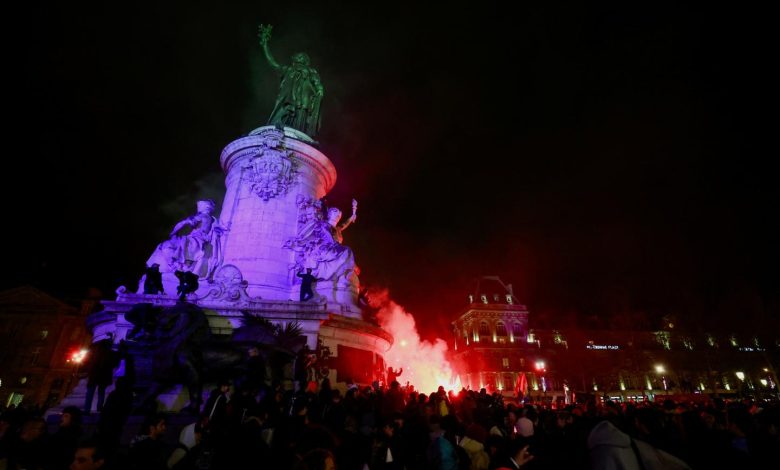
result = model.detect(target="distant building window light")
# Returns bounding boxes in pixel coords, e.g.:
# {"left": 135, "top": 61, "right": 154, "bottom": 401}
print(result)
{"left": 20, "top": 377, "right": 27, "bottom": 384}
{"left": 706, "top": 335, "right": 717, "bottom": 347}
{"left": 40, "top": 330, "right": 48, "bottom": 340}
{"left": 654, "top": 332, "right": 671, "bottom": 350}
{"left": 502, "top": 358, "right": 509, "bottom": 368}
{"left": 553, "top": 331, "right": 564, "bottom": 344}
{"left": 468, "top": 295, "right": 474, "bottom": 304}
{"left": 7, "top": 392, "right": 24, "bottom": 408}
{"left": 506, "top": 295, "right": 513, "bottom": 304}
{"left": 480, "top": 295, "right": 488, "bottom": 304}
{"left": 730, "top": 335, "right": 738, "bottom": 347}
{"left": 527, "top": 333, "right": 535, "bottom": 343}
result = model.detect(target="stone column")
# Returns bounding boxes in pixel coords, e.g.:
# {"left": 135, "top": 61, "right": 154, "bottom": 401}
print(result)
{"left": 218, "top": 126, "right": 338, "bottom": 301}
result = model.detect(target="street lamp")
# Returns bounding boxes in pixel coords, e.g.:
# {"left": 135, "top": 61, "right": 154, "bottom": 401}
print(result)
{"left": 66, "top": 348, "right": 89, "bottom": 391}
{"left": 535, "top": 361, "right": 546, "bottom": 404}
{"left": 655, "top": 364, "right": 668, "bottom": 394}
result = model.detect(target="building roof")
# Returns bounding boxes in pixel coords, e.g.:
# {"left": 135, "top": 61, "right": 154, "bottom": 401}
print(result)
{"left": 469, "top": 276, "right": 521, "bottom": 305}
{"left": 0, "top": 286, "right": 78, "bottom": 314}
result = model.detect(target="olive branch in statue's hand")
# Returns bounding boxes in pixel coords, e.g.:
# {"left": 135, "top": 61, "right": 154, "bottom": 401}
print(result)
{"left": 258, "top": 24, "right": 272, "bottom": 45}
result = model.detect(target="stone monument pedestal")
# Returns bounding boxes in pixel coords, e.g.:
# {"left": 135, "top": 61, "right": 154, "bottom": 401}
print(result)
{"left": 69, "top": 126, "right": 391, "bottom": 413}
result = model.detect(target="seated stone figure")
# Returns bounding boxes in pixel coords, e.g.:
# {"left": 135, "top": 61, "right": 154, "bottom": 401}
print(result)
{"left": 286, "top": 198, "right": 359, "bottom": 290}
{"left": 146, "top": 200, "right": 227, "bottom": 280}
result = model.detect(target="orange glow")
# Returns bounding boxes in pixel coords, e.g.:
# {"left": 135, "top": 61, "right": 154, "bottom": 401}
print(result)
{"left": 373, "top": 289, "right": 458, "bottom": 393}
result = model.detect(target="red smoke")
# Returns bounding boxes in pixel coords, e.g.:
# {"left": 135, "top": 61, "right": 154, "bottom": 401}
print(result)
{"left": 369, "top": 288, "right": 459, "bottom": 394}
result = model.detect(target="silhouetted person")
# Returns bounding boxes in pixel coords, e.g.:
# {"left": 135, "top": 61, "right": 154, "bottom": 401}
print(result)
{"left": 97, "top": 376, "right": 134, "bottom": 450}
{"left": 175, "top": 270, "right": 199, "bottom": 301}
{"left": 84, "top": 335, "right": 119, "bottom": 414}
{"left": 297, "top": 268, "right": 321, "bottom": 301}
{"left": 70, "top": 437, "right": 108, "bottom": 470}
{"left": 50, "top": 406, "right": 83, "bottom": 470}
{"left": 125, "top": 303, "right": 159, "bottom": 341}
{"left": 129, "top": 413, "right": 169, "bottom": 470}
{"left": 143, "top": 263, "right": 164, "bottom": 294}
{"left": 386, "top": 366, "right": 403, "bottom": 385}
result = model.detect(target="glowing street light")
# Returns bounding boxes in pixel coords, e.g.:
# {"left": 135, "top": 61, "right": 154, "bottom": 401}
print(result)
{"left": 654, "top": 364, "right": 668, "bottom": 393}
{"left": 69, "top": 349, "right": 89, "bottom": 364}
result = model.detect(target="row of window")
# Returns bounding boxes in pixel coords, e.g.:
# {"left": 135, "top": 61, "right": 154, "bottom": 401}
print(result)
{"left": 464, "top": 321, "right": 525, "bottom": 338}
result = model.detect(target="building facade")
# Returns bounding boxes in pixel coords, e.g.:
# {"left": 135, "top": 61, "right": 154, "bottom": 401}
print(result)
{"left": 451, "top": 277, "right": 780, "bottom": 405}
{"left": 0, "top": 286, "right": 93, "bottom": 408}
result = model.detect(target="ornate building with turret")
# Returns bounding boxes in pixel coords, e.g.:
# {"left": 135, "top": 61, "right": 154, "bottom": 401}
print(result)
{"left": 451, "top": 277, "right": 532, "bottom": 395}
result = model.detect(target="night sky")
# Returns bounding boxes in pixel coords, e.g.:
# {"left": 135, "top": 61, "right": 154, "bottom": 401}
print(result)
{"left": 5, "top": 2, "right": 777, "bottom": 339}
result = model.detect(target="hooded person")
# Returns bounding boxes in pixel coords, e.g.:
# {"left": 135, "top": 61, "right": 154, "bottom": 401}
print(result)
{"left": 587, "top": 420, "right": 691, "bottom": 470}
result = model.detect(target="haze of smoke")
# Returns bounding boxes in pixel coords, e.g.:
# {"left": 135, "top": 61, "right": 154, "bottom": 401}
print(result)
{"left": 371, "top": 288, "right": 457, "bottom": 394}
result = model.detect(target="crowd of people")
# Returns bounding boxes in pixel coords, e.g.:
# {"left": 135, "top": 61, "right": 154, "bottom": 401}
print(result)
{"left": 1, "top": 378, "right": 778, "bottom": 469}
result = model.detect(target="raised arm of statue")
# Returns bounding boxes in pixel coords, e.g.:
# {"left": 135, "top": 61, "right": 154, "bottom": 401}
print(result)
{"left": 258, "top": 24, "right": 282, "bottom": 72}
{"left": 338, "top": 199, "right": 358, "bottom": 231}
{"left": 170, "top": 216, "right": 194, "bottom": 237}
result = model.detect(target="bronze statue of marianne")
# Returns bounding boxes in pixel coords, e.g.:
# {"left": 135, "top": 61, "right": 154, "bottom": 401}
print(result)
{"left": 258, "top": 24, "right": 324, "bottom": 138}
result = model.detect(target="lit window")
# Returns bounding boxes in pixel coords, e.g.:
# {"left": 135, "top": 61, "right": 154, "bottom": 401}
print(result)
{"left": 468, "top": 295, "right": 474, "bottom": 304}
{"left": 20, "top": 377, "right": 27, "bottom": 384}
{"left": 506, "top": 295, "right": 513, "bottom": 304}
{"left": 504, "top": 374, "right": 513, "bottom": 390}
{"left": 7, "top": 392, "right": 24, "bottom": 407}
{"left": 502, "top": 358, "right": 509, "bottom": 368}
{"left": 480, "top": 295, "right": 488, "bottom": 304}
{"left": 40, "top": 330, "right": 48, "bottom": 340}
{"left": 654, "top": 332, "right": 671, "bottom": 350}
{"left": 496, "top": 322, "right": 507, "bottom": 337}
{"left": 493, "top": 294, "right": 500, "bottom": 302}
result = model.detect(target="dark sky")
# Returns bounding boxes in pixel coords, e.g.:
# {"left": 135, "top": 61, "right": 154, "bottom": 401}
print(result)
{"left": 5, "top": 2, "right": 778, "bottom": 338}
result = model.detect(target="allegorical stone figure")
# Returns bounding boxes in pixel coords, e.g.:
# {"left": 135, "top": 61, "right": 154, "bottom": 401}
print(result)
{"left": 146, "top": 199, "right": 227, "bottom": 280}
{"left": 286, "top": 199, "right": 358, "bottom": 288}
{"left": 258, "top": 24, "right": 324, "bottom": 137}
